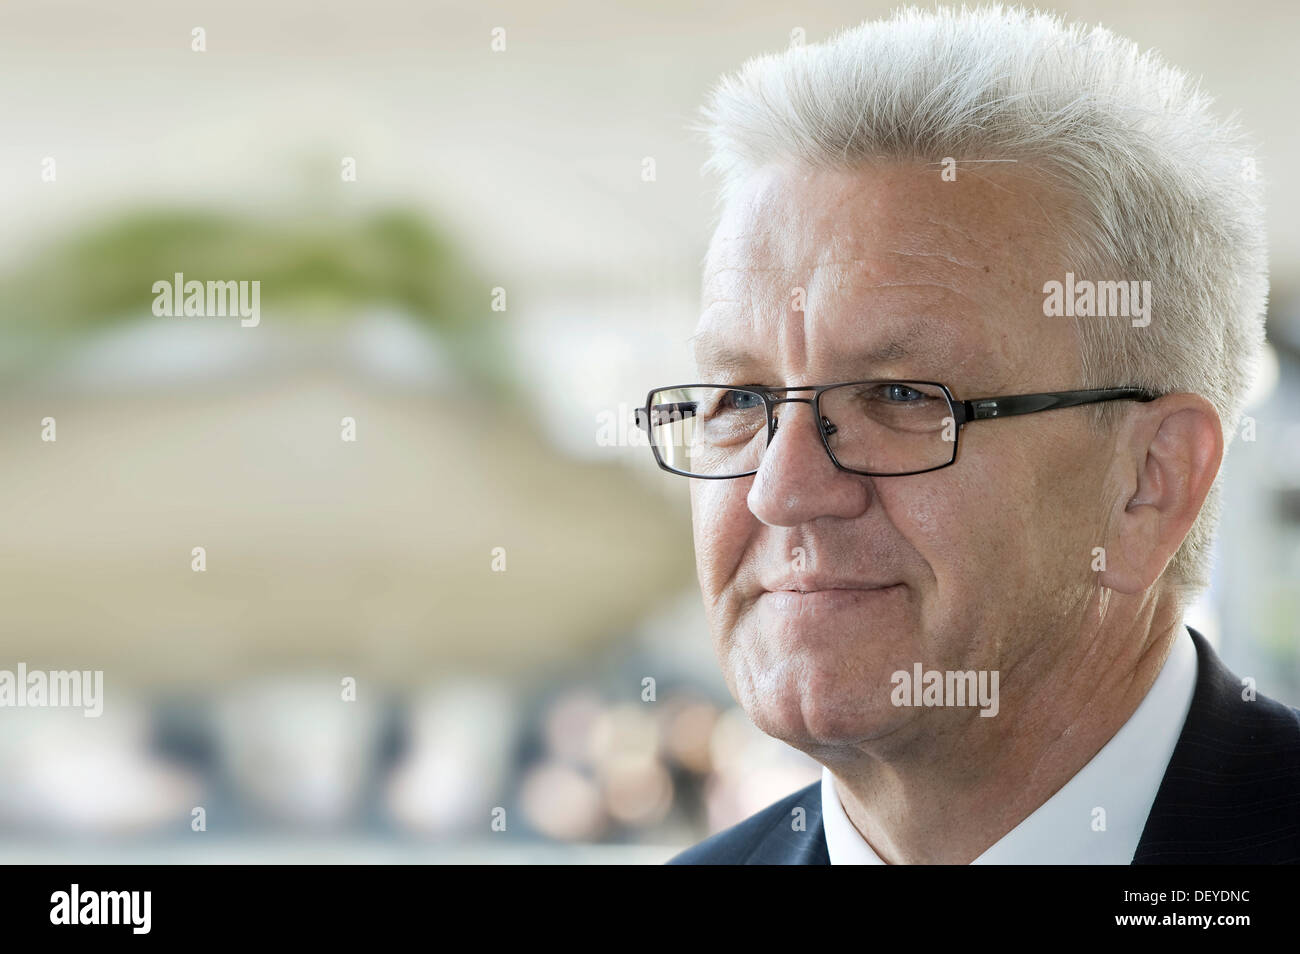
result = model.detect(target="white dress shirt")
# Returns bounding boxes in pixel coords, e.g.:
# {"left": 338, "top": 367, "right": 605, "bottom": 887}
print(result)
{"left": 821, "top": 626, "right": 1199, "bottom": 863}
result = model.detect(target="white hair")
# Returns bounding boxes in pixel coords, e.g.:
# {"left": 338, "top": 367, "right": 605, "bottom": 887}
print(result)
{"left": 694, "top": 3, "right": 1268, "bottom": 597}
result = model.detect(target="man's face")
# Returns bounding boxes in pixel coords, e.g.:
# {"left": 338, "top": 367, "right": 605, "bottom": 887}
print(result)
{"left": 691, "top": 162, "right": 1114, "bottom": 752}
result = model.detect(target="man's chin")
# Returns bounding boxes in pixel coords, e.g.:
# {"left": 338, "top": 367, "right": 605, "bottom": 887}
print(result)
{"left": 718, "top": 625, "right": 925, "bottom": 747}
{"left": 738, "top": 680, "right": 908, "bottom": 750}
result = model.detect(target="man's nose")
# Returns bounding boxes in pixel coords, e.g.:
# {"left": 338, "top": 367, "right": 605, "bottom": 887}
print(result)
{"left": 746, "top": 400, "right": 873, "bottom": 526}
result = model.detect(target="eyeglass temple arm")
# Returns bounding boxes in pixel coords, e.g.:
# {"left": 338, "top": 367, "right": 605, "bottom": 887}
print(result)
{"left": 952, "top": 388, "right": 1160, "bottom": 424}
{"left": 635, "top": 388, "right": 1158, "bottom": 430}
{"left": 634, "top": 401, "right": 699, "bottom": 432}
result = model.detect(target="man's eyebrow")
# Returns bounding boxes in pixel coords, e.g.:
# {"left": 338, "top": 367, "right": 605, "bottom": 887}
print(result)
{"left": 691, "top": 336, "right": 915, "bottom": 373}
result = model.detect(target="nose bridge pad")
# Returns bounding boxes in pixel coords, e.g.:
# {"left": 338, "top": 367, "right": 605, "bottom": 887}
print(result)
{"left": 770, "top": 406, "right": 835, "bottom": 437}
{"left": 769, "top": 400, "right": 836, "bottom": 445}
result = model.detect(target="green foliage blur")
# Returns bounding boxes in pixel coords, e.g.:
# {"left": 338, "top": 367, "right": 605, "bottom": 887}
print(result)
{"left": 0, "top": 204, "right": 516, "bottom": 397}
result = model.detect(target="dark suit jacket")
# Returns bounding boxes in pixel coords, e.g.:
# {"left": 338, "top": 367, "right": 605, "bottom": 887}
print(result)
{"left": 668, "top": 627, "right": 1300, "bottom": 864}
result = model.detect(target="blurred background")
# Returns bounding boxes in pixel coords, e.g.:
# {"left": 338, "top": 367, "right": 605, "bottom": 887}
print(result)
{"left": 0, "top": 0, "right": 1296, "bottom": 863}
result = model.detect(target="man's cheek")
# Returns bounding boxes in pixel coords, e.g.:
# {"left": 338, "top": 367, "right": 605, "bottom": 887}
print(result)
{"left": 891, "top": 485, "right": 1019, "bottom": 592}
{"left": 890, "top": 486, "right": 963, "bottom": 560}
{"left": 897, "top": 495, "right": 943, "bottom": 539}
{"left": 691, "top": 483, "right": 750, "bottom": 590}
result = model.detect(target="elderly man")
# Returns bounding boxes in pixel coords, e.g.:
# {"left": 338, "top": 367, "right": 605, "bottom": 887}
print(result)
{"left": 638, "top": 6, "right": 1300, "bottom": 864}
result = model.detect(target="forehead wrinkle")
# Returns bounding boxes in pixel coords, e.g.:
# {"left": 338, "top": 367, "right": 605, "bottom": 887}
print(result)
{"left": 695, "top": 275, "right": 978, "bottom": 367}
{"left": 699, "top": 214, "right": 1001, "bottom": 377}
{"left": 692, "top": 310, "right": 953, "bottom": 382}
{"left": 884, "top": 249, "right": 985, "bottom": 271}
{"left": 705, "top": 242, "right": 987, "bottom": 291}
{"left": 701, "top": 258, "right": 885, "bottom": 289}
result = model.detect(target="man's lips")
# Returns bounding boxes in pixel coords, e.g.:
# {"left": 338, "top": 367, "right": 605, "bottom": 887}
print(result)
{"left": 757, "top": 583, "right": 905, "bottom": 613}
{"left": 760, "top": 575, "right": 901, "bottom": 593}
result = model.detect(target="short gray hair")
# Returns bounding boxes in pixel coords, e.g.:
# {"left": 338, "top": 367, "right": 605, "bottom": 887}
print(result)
{"left": 694, "top": 3, "right": 1268, "bottom": 597}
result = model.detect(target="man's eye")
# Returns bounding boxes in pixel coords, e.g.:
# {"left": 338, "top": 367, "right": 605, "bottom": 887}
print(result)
{"left": 883, "top": 384, "right": 924, "bottom": 402}
{"left": 722, "top": 389, "right": 764, "bottom": 411}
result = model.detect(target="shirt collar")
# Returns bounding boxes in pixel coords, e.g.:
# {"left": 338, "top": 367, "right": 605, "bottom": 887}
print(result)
{"left": 821, "top": 625, "right": 1199, "bottom": 864}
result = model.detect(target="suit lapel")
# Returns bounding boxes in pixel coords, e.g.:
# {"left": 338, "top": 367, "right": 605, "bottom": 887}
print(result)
{"left": 745, "top": 781, "right": 830, "bottom": 864}
{"left": 1133, "top": 625, "right": 1300, "bottom": 863}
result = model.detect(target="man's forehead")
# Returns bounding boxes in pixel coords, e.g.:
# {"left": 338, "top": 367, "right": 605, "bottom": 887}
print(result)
{"left": 692, "top": 163, "right": 1078, "bottom": 386}
{"left": 692, "top": 329, "right": 920, "bottom": 375}
{"left": 702, "top": 161, "right": 1062, "bottom": 284}
{"left": 695, "top": 257, "right": 982, "bottom": 375}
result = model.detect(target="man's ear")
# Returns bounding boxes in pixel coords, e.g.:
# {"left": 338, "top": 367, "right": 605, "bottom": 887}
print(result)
{"left": 1097, "top": 393, "right": 1224, "bottom": 594}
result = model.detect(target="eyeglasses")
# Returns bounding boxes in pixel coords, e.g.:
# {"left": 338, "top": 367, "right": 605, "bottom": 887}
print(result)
{"left": 633, "top": 380, "right": 1160, "bottom": 479}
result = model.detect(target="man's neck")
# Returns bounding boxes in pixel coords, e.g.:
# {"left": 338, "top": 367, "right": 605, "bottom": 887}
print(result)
{"left": 820, "top": 591, "right": 1185, "bottom": 865}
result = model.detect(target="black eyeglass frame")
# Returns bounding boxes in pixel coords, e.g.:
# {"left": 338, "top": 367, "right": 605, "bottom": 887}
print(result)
{"left": 634, "top": 381, "right": 1161, "bottom": 479}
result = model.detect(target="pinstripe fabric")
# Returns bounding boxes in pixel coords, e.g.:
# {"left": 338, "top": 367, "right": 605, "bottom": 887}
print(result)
{"left": 1132, "top": 628, "right": 1300, "bottom": 863}
{"left": 667, "top": 626, "right": 1300, "bottom": 865}
{"left": 666, "top": 781, "right": 828, "bottom": 865}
